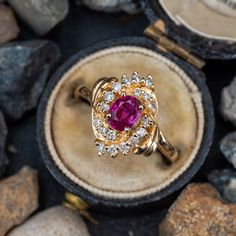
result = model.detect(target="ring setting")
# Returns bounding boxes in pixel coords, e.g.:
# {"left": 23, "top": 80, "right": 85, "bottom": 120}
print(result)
{"left": 75, "top": 72, "right": 178, "bottom": 163}
{"left": 91, "top": 72, "right": 160, "bottom": 158}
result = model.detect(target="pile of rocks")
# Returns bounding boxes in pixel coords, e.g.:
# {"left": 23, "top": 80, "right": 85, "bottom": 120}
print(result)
{"left": 159, "top": 76, "right": 236, "bottom": 235}
{"left": 209, "top": 77, "right": 236, "bottom": 205}
{"left": 0, "top": 167, "right": 90, "bottom": 236}
{"left": 0, "top": 1, "right": 62, "bottom": 201}
{"left": 0, "top": 1, "right": 141, "bottom": 235}
{"left": 0, "top": 1, "right": 95, "bottom": 235}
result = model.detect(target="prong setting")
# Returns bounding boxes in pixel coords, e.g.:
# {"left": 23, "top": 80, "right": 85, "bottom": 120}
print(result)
{"left": 92, "top": 72, "right": 158, "bottom": 157}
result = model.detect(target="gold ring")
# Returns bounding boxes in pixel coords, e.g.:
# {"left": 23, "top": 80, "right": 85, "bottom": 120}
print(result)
{"left": 74, "top": 72, "right": 179, "bottom": 164}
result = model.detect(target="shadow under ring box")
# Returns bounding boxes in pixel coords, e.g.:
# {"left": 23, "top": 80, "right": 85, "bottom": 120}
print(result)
{"left": 36, "top": 0, "right": 236, "bottom": 210}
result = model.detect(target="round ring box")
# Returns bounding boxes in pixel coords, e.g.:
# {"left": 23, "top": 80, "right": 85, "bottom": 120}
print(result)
{"left": 37, "top": 38, "right": 213, "bottom": 210}
{"left": 37, "top": 0, "right": 236, "bottom": 209}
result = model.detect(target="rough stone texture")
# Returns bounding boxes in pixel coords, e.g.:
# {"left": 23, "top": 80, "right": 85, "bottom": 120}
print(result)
{"left": 76, "top": 0, "right": 141, "bottom": 14}
{"left": 159, "top": 183, "right": 236, "bottom": 236}
{"left": 0, "top": 166, "right": 38, "bottom": 236}
{"left": 220, "top": 132, "right": 236, "bottom": 168}
{"left": 0, "top": 4, "right": 20, "bottom": 45}
{"left": 7, "top": 0, "right": 69, "bottom": 35}
{"left": 7, "top": 206, "right": 90, "bottom": 236}
{"left": 208, "top": 169, "right": 236, "bottom": 204}
{"left": 0, "top": 110, "right": 8, "bottom": 177}
{"left": 0, "top": 40, "right": 60, "bottom": 120}
{"left": 220, "top": 77, "right": 236, "bottom": 127}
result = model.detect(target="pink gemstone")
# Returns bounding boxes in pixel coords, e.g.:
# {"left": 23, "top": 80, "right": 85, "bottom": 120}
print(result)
{"left": 108, "top": 95, "right": 142, "bottom": 131}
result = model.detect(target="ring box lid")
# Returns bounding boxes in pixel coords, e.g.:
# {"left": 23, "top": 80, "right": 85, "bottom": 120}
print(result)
{"left": 144, "top": 0, "right": 236, "bottom": 60}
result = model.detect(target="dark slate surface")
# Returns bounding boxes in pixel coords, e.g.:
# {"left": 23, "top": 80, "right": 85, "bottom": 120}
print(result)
{"left": 3, "top": 2, "right": 236, "bottom": 236}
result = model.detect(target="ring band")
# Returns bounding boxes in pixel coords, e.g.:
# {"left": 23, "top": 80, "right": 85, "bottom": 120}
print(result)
{"left": 74, "top": 73, "right": 179, "bottom": 164}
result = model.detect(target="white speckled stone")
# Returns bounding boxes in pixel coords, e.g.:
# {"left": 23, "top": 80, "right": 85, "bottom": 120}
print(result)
{"left": 220, "top": 77, "right": 236, "bottom": 127}
{"left": 7, "top": 206, "right": 90, "bottom": 236}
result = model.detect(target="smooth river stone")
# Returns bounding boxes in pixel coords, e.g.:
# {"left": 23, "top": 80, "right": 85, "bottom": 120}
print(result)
{"left": 7, "top": 206, "right": 90, "bottom": 236}
{"left": 76, "top": 0, "right": 141, "bottom": 14}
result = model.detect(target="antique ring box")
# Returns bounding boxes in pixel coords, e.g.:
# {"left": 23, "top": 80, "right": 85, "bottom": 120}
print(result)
{"left": 37, "top": 0, "right": 236, "bottom": 210}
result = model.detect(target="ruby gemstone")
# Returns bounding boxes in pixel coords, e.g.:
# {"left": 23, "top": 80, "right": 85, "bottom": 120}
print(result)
{"left": 108, "top": 95, "right": 142, "bottom": 131}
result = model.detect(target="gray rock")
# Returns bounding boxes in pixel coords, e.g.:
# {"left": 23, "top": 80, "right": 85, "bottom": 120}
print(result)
{"left": 0, "top": 166, "right": 38, "bottom": 236}
{"left": 208, "top": 169, "right": 236, "bottom": 203}
{"left": 0, "top": 110, "right": 8, "bottom": 177}
{"left": 220, "top": 132, "right": 236, "bottom": 168}
{"left": 0, "top": 40, "right": 60, "bottom": 120}
{"left": 0, "top": 4, "right": 19, "bottom": 45}
{"left": 220, "top": 77, "right": 236, "bottom": 127}
{"left": 7, "top": 0, "right": 69, "bottom": 35}
{"left": 76, "top": 0, "right": 141, "bottom": 14}
{"left": 7, "top": 206, "right": 90, "bottom": 236}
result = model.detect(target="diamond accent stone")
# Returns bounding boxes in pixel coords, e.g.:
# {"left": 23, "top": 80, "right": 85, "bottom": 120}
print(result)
{"left": 131, "top": 72, "right": 141, "bottom": 83}
{"left": 129, "top": 136, "right": 140, "bottom": 146}
{"left": 119, "top": 142, "right": 130, "bottom": 154}
{"left": 107, "top": 145, "right": 118, "bottom": 157}
{"left": 143, "top": 92, "right": 150, "bottom": 100}
{"left": 97, "top": 143, "right": 106, "bottom": 155}
{"left": 137, "top": 127, "right": 147, "bottom": 137}
{"left": 104, "top": 91, "right": 114, "bottom": 102}
{"left": 93, "top": 118, "right": 101, "bottom": 128}
{"left": 99, "top": 102, "right": 109, "bottom": 112}
{"left": 148, "top": 101, "right": 156, "bottom": 110}
{"left": 121, "top": 75, "right": 130, "bottom": 85}
{"left": 145, "top": 75, "right": 153, "bottom": 87}
{"left": 141, "top": 116, "right": 150, "bottom": 127}
{"left": 134, "top": 88, "right": 141, "bottom": 97}
{"left": 112, "top": 82, "right": 121, "bottom": 92}
{"left": 99, "top": 126, "right": 108, "bottom": 136}
{"left": 107, "top": 130, "right": 116, "bottom": 140}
